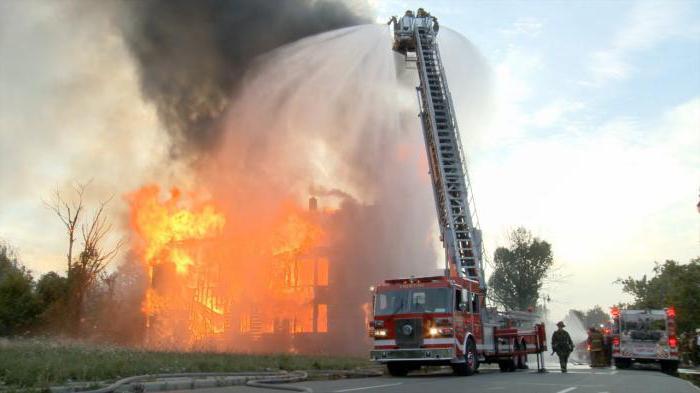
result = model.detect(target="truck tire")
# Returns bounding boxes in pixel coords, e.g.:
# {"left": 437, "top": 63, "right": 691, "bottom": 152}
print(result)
{"left": 386, "top": 363, "right": 409, "bottom": 377}
{"left": 453, "top": 340, "right": 477, "bottom": 376}
{"left": 614, "top": 358, "right": 631, "bottom": 369}
{"left": 660, "top": 360, "right": 679, "bottom": 373}
{"left": 498, "top": 358, "right": 516, "bottom": 372}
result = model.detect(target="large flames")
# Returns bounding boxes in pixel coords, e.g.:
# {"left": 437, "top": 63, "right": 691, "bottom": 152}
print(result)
{"left": 127, "top": 185, "right": 331, "bottom": 351}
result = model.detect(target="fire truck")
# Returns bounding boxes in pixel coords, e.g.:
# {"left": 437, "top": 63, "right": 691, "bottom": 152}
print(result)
{"left": 610, "top": 307, "right": 680, "bottom": 372}
{"left": 370, "top": 9, "right": 547, "bottom": 377}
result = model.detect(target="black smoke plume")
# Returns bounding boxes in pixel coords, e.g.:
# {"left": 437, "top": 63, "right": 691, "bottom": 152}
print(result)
{"left": 119, "top": 0, "right": 369, "bottom": 156}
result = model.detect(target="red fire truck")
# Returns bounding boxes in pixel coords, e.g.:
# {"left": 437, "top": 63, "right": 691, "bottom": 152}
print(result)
{"left": 369, "top": 276, "right": 546, "bottom": 376}
{"left": 610, "top": 307, "right": 680, "bottom": 372}
{"left": 372, "top": 9, "right": 548, "bottom": 376}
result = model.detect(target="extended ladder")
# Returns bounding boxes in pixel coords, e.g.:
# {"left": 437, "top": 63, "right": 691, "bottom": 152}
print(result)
{"left": 411, "top": 21, "right": 484, "bottom": 285}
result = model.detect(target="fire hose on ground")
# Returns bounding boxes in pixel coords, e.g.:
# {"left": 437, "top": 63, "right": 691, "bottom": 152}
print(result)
{"left": 72, "top": 369, "right": 383, "bottom": 393}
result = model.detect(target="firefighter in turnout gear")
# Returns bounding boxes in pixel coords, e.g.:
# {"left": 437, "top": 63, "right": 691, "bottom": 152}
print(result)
{"left": 692, "top": 329, "right": 700, "bottom": 366}
{"left": 552, "top": 321, "right": 574, "bottom": 372}
{"left": 588, "top": 327, "right": 606, "bottom": 367}
{"left": 680, "top": 331, "right": 691, "bottom": 366}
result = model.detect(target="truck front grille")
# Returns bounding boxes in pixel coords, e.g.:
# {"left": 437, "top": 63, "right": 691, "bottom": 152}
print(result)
{"left": 395, "top": 318, "right": 423, "bottom": 348}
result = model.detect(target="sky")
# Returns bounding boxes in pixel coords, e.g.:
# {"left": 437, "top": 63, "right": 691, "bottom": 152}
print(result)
{"left": 1, "top": 0, "right": 699, "bottom": 322}
{"left": 373, "top": 0, "right": 700, "bottom": 319}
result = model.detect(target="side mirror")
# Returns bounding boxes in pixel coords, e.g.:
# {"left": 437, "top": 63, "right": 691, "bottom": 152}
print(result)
{"left": 459, "top": 303, "right": 467, "bottom": 311}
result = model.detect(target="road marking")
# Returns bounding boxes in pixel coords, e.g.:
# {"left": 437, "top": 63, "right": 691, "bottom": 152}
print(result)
{"left": 555, "top": 388, "right": 577, "bottom": 393}
{"left": 333, "top": 383, "right": 403, "bottom": 392}
{"left": 610, "top": 370, "right": 618, "bottom": 375}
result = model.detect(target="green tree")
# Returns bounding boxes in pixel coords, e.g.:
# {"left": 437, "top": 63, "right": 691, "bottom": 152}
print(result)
{"left": 0, "top": 243, "right": 41, "bottom": 336}
{"left": 617, "top": 258, "right": 700, "bottom": 333}
{"left": 36, "top": 272, "right": 68, "bottom": 307}
{"left": 570, "top": 305, "right": 610, "bottom": 329}
{"left": 488, "top": 227, "right": 554, "bottom": 311}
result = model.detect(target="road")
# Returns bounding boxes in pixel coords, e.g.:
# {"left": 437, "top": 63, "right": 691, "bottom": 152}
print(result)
{"left": 168, "top": 364, "right": 700, "bottom": 393}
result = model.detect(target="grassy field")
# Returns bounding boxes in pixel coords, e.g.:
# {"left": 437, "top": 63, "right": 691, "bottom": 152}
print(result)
{"left": 0, "top": 338, "right": 372, "bottom": 390}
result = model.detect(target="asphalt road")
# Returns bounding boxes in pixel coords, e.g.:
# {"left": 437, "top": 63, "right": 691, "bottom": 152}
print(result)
{"left": 168, "top": 364, "right": 700, "bottom": 393}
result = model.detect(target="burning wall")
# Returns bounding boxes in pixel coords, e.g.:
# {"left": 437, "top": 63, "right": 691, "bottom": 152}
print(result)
{"left": 128, "top": 186, "right": 333, "bottom": 352}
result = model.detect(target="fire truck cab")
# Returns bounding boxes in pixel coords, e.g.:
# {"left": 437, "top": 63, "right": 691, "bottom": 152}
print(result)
{"left": 369, "top": 276, "right": 546, "bottom": 376}
{"left": 611, "top": 307, "right": 679, "bottom": 372}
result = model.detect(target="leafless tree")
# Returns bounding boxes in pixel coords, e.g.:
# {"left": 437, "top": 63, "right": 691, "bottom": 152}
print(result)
{"left": 45, "top": 182, "right": 124, "bottom": 334}
{"left": 75, "top": 197, "right": 125, "bottom": 285}
{"left": 45, "top": 182, "right": 88, "bottom": 271}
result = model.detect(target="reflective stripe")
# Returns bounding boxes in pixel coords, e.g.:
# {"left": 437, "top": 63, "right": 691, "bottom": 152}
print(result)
{"left": 374, "top": 339, "right": 396, "bottom": 346}
{"left": 424, "top": 338, "right": 454, "bottom": 345}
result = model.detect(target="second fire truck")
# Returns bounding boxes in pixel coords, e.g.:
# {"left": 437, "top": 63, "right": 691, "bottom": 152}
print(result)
{"left": 370, "top": 9, "right": 547, "bottom": 377}
{"left": 610, "top": 307, "right": 680, "bottom": 372}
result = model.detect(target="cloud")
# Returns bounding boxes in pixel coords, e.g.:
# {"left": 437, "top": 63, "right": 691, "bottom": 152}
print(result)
{"left": 499, "top": 17, "right": 544, "bottom": 38}
{"left": 586, "top": 1, "right": 698, "bottom": 85}
{"left": 474, "top": 97, "right": 700, "bottom": 318}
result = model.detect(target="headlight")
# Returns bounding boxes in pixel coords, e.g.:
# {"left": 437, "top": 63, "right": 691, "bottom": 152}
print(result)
{"left": 427, "top": 327, "right": 453, "bottom": 337}
{"left": 374, "top": 329, "right": 388, "bottom": 338}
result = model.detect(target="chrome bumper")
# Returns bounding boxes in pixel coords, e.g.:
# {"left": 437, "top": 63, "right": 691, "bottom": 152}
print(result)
{"left": 370, "top": 348, "right": 454, "bottom": 362}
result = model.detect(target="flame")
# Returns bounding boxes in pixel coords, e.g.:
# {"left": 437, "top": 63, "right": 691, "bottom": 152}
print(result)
{"left": 127, "top": 184, "right": 329, "bottom": 350}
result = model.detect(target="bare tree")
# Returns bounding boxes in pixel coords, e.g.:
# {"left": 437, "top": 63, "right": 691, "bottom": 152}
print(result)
{"left": 45, "top": 182, "right": 88, "bottom": 271}
{"left": 74, "top": 197, "right": 125, "bottom": 286}
{"left": 45, "top": 182, "right": 124, "bottom": 334}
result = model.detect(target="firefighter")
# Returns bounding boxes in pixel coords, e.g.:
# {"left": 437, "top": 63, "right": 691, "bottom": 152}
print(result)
{"left": 551, "top": 321, "right": 574, "bottom": 372}
{"left": 679, "top": 331, "right": 691, "bottom": 366}
{"left": 588, "top": 327, "right": 606, "bottom": 367}
{"left": 692, "top": 328, "right": 700, "bottom": 366}
{"left": 602, "top": 328, "right": 613, "bottom": 366}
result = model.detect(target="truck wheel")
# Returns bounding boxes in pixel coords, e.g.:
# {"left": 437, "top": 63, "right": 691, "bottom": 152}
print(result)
{"left": 614, "top": 358, "right": 631, "bottom": 369}
{"left": 386, "top": 363, "right": 409, "bottom": 377}
{"left": 661, "top": 360, "right": 679, "bottom": 373}
{"left": 498, "top": 358, "right": 516, "bottom": 372}
{"left": 453, "top": 340, "right": 477, "bottom": 376}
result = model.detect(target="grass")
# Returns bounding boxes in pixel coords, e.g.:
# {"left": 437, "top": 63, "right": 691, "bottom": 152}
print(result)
{"left": 0, "top": 338, "right": 372, "bottom": 390}
{"left": 680, "top": 373, "right": 700, "bottom": 388}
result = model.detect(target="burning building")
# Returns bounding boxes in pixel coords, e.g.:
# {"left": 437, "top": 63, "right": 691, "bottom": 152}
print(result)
{"left": 129, "top": 186, "right": 355, "bottom": 353}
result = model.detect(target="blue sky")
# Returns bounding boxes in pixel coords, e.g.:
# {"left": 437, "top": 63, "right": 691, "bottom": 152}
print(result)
{"left": 370, "top": 0, "right": 700, "bottom": 318}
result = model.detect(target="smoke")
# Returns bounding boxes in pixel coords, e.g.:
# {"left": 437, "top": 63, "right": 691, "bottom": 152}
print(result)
{"left": 0, "top": 0, "right": 492, "bottom": 353}
{"left": 191, "top": 24, "right": 491, "bottom": 354}
{"left": 118, "top": 0, "right": 370, "bottom": 157}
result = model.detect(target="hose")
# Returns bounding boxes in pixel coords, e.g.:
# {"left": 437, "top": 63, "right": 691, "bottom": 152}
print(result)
{"left": 78, "top": 371, "right": 305, "bottom": 393}
{"left": 67, "top": 368, "right": 382, "bottom": 393}
{"left": 246, "top": 371, "right": 311, "bottom": 392}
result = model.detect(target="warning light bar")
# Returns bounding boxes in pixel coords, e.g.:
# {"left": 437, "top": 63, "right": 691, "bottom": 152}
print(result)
{"left": 666, "top": 307, "right": 676, "bottom": 318}
{"left": 611, "top": 306, "right": 620, "bottom": 318}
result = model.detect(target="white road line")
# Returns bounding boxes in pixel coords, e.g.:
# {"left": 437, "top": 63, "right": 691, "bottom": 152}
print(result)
{"left": 333, "top": 383, "right": 403, "bottom": 392}
{"left": 555, "top": 388, "right": 577, "bottom": 393}
{"left": 610, "top": 370, "right": 618, "bottom": 375}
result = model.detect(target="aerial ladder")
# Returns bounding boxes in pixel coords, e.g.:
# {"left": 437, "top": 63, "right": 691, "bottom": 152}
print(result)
{"left": 368, "top": 11, "right": 547, "bottom": 376}
{"left": 389, "top": 9, "right": 484, "bottom": 286}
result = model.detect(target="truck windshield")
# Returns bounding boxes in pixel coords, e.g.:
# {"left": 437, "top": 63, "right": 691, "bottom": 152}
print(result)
{"left": 374, "top": 288, "right": 451, "bottom": 315}
{"left": 622, "top": 316, "right": 666, "bottom": 341}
